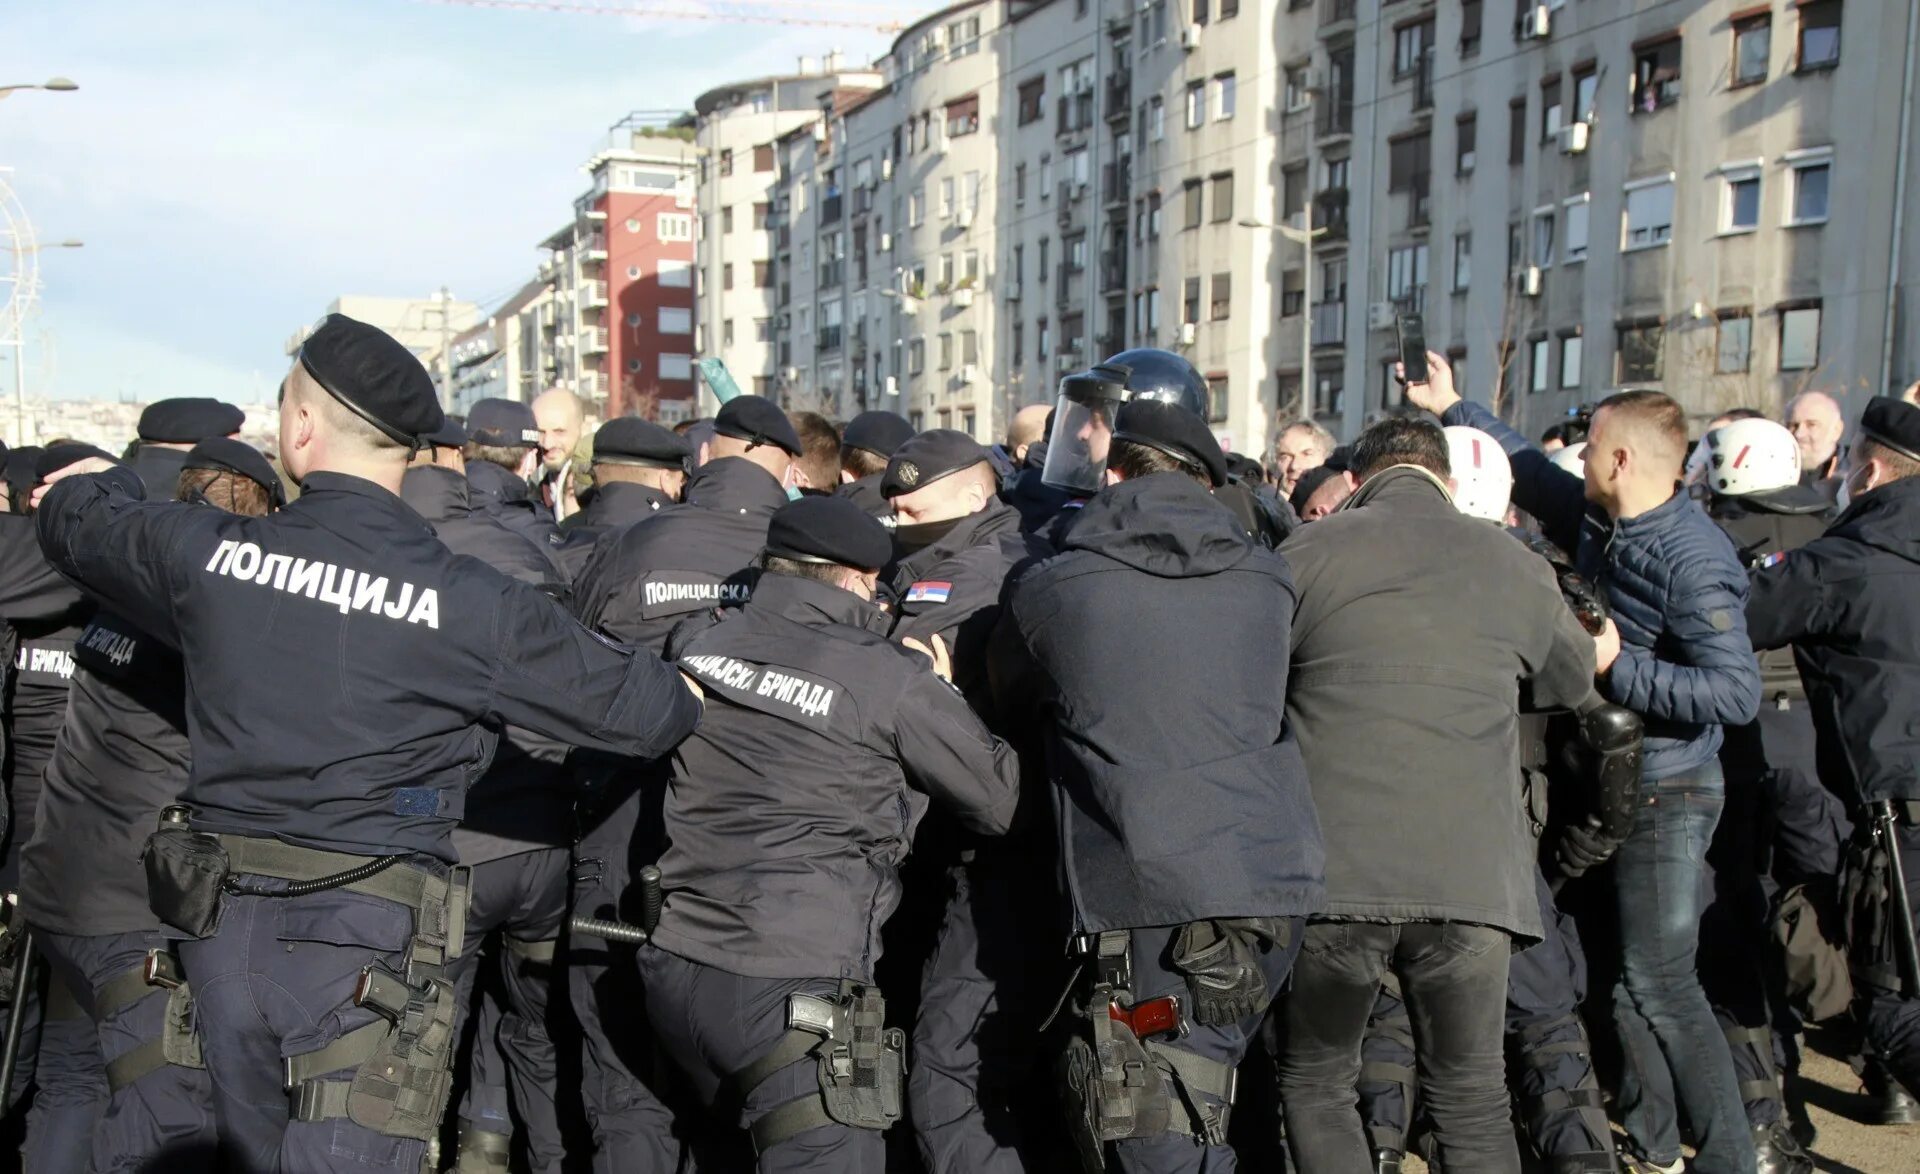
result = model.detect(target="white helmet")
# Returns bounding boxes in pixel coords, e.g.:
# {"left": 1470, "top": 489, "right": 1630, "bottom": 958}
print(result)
{"left": 1550, "top": 441, "right": 1588, "bottom": 478}
{"left": 1443, "top": 426, "right": 1512, "bottom": 522}
{"left": 1697, "top": 417, "right": 1801, "bottom": 497}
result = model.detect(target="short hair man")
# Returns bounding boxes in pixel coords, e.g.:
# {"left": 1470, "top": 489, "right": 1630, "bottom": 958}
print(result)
{"left": 787, "top": 410, "right": 842, "bottom": 494}
{"left": 1272, "top": 419, "right": 1335, "bottom": 495}
{"left": 1785, "top": 390, "right": 1846, "bottom": 495}
{"left": 836, "top": 410, "right": 914, "bottom": 520}
{"left": 532, "top": 388, "right": 585, "bottom": 519}
{"left": 464, "top": 398, "right": 556, "bottom": 546}
{"left": 1006, "top": 404, "right": 1051, "bottom": 466}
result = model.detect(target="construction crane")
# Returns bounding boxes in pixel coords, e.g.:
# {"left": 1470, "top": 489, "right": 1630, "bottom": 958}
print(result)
{"left": 426, "top": 0, "right": 910, "bottom": 33}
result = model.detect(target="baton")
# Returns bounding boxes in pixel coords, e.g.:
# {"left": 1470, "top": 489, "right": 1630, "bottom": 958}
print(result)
{"left": 569, "top": 916, "right": 649, "bottom": 945}
{"left": 0, "top": 928, "right": 35, "bottom": 1108}
{"left": 1876, "top": 800, "right": 1920, "bottom": 999}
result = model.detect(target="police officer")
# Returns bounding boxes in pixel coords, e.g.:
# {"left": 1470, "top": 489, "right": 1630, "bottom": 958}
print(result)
{"left": 566, "top": 393, "right": 798, "bottom": 1172}
{"left": 871, "top": 430, "right": 1054, "bottom": 1172}
{"left": 994, "top": 399, "right": 1323, "bottom": 1173}
{"left": 1693, "top": 417, "right": 1828, "bottom": 1169}
{"left": 125, "top": 398, "right": 247, "bottom": 498}
{"left": 31, "top": 313, "right": 702, "bottom": 1171}
{"left": 465, "top": 397, "right": 559, "bottom": 548}
{"left": 21, "top": 438, "right": 284, "bottom": 1172}
{"left": 1746, "top": 396, "right": 1920, "bottom": 1118}
{"left": 402, "top": 418, "right": 575, "bottom": 1171}
{"left": 643, "top": 494, "right": 1020, "bottom": 1172}
{"left": 835, "top": 410, "right": 914, "bottom": 521}
{"left": 551, "top": 418, "right": 690, "bottom": 580}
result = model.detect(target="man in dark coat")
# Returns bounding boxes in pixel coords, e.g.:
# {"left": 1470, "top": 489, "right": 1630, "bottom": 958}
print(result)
{"left": 465, "top": 398, "right": 559, "bottom": 549}
{"left": 552, "top": 418, "right": 688, "bottom": 580}
{"left": 1275, "top": 415, "right": 1598, "bottom": 1174}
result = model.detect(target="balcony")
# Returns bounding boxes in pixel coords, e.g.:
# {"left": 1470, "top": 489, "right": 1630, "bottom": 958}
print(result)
{"left": 1405, "top": 175, "right": 1431, "bottom": 230}
{"left": 819, "top": 195, "right": 843, "bottom": 225}
{"left": 1057, "top": 90, "right": 1096, "bottom": 137}
{"left": 1101, "top": 160, "right": 1130, "bottom": 208}
{"left": 817, "top": 326, "right": 843, "bottom": 353}
{"left": 1412, "top": 49, "right": 1434, "bottom": 116}
{"left": 581, "top": 279, "right": 609, "bottom": 308}
{"left": 580, "top": 327, "right": 609, "bottom": 355}
{"left": 1315, "top": 189, "right": 1350, "bottom": 241}
{"left": 1311, "top": 301, "right": 1346, "bottom": 348}
{"left": 1320, "top": 0, "right": 1356, "bottom": 36}
{"left": 579, "top": 371, "right": 609, "bottom": 403}
{"left": 818, "top": 261, "right": 844, "bottom": 290}
{"left": 1390, "top": 286, "right": 1428, "bottom": 316}
{"left": 1315, "top": 99, "right": 1354, "bottom": 142}
{"left": 1105, "top": 71, "right": 1132, "bottom": 122}
{"left": 581, "top": 234, "right": 608, "bottom": 263}
{"left": 1100, "top": 249, "right": 1127, "bottom": 294}
{"left": 1056, "top": 264, "right": 1075, "bottom": 310}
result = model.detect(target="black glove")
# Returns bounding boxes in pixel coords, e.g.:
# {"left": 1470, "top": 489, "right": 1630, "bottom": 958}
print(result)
{"left": 1554, "top": 818, "right": 1620, "bottom": 881}
{"left": 1170, "top": 917, "right": 1289, "bottom": 1027}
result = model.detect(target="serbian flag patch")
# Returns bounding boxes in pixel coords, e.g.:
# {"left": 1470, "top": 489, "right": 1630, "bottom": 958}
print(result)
{"left": 905, "top": 581, "right": 953, "bottom": 604}
{"left": 1759, "top": 551, "right": 1789, "bottom": 569}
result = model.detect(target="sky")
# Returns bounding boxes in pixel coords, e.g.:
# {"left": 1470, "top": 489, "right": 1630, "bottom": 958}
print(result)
{"left": 2, "top": 0, "right": 899, "bottom": 403}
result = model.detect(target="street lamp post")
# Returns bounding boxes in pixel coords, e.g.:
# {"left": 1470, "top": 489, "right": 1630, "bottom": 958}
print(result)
{"left": 0, "top": 78, "right": 78, "bottom": 100}
{"left": 1240, "top": 216, "right": 1327, "bottom": 424}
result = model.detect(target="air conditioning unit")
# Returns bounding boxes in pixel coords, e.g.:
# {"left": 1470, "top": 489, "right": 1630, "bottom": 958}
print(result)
{"left": 879, "top": 232, "right": 893, "bottom": 251}
{"left": 811, "top": 120, "right": 828, "bottom": 142}
{"left": 1181, "top": 25, "right": 1202, "bottom": 51}
{"left": 1559, "top": 121, "right": 1590, "bottom": 155}
{"left": 1521, "top": 5, "right": 1550, "bottom": 39}
{"left": 1057, "top": 353, "right": 1080, "bottom": 373}
{"left": 1178, "top": 321, "right": 1197, "bottom": 345}
{"left": 959, "top": 363, "right": 980, "bottom": 383}
{"left": 1521, "top": 265, "right": 1544, "bottom": 297}
{"left": 956, "top": 207, "right": 974, "bottom": 229}
{"left": 1367, "top": 302, "right": 1395, "bottom": 331}
{"left": 782, "top": 366, "right": 800, "bottom": 381}
{"left": 881, "top": 156, "right": 894, "bottom": 180}
{"left": 885, "top": 375, "right": 900, "bottom": 397}
{"left": 953, "top": 287, "right": 976, "bottom": 307}
{"left": 1004, "top": 285, "right": 1022, "bottom": 302}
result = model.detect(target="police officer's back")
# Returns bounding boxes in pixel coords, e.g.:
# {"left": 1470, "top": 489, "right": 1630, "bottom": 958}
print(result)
{"left": 401, "top": 419, "right": 566, "bottom": 597}
{"left": 126, "top": 398, "right": 245, "bottom": 499}
{"left": 835, "top": 409, "right": 913, "bottom": 522}
{"left": 463, "top": 397, "right": 559, "bottom": 549}
{"left": 551, "top": 417, "right": 689, "bottom": 580}
{"left": 642, "top": 496, "right": 1018, "bottom": 1170}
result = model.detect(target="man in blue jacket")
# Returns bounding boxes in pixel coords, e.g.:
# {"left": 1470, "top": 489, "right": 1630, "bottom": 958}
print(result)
{"left": 1409, "top": 357, "right": 1761, "bottom": 1174}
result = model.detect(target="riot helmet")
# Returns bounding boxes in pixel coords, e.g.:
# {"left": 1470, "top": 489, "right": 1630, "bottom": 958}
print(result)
{"left": 1696, "top": 417, "right": 1801, "bottom": 498}
{"left": 1550, "top": 441, "right": 1588, "bottom": 478}
{"left": 1041, "top": 349, "right": 1209, "bottom": 493}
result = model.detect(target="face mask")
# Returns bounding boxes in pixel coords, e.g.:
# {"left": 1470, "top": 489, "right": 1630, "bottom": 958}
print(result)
{"left": 785, "top": 485, "right": 804, "bottom": 501}
{"left": 891, "top": 515, "right": 966, "bottom": 556}
{"left": 1837, "top": 466, "right": 1866, "bottom": 512}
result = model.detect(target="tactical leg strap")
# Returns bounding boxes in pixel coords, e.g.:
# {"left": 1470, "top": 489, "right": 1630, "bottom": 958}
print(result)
{"left": 1724, "top": 1024, "right": 1785, "bottom": 1106}
{"left": 503, "top": 936, "right": 557, "bottom": 964}
{"left": 1516, "top": 1015, "right": 1613, "bottom": 1159}
{"left": 98, "top": 953, "right": 206, "bottom": 1092}
{"left": 285, "top": 1021, "right": 390, "bottom": 1122}
{"left": 1361, "top": 1061, "right": 1417, "bottom": 1086}
{"left": 1146, "top": 1041, "right": 1238, "bottom": 1146}
{"left": 749, "top": 1095, "right": 837, "bottom": 1156}
{"left": 453, "top": 1122, "right": 513, "bottom": 1173}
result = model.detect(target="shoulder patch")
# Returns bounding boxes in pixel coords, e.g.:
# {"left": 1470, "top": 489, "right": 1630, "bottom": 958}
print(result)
{"left": 1709, "top": 608, "right": 1735, "bottom": 632}
{"left": 904, "top": 580, "right": 952, "bottom": 604}
{"left": 1758, "top": 550, "right": 1788, "bottom": 569}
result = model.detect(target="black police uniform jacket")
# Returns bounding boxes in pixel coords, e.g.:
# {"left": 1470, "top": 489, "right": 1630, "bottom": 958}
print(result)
{"left": 1, "top": 514, "right": 91, "bottom": 853}
{"left": 1748, "top": 475, "right": 1920, "bottom": 807}
{"left": 654, "top": 572, "right": 1020, "bottom": 982}
{"left": 23, "top": 609, "right": 186, "bottom": 935}
{"left": 402, "top": 465, "right": 576, "bottom": 865}
{"left": 551, "top": 481, "right": 674, "bottom": 582}
{"left": 572, "top": 457, "right": 788, "bottom": 654}
{"left": 835, "top": 472, "right": 895, "bottom": 522}
{"left": 993, "top": 471, "right": 1326, "bottom": 934}
{"left": 129, "top": 443, "right": 191, "bottom": 501}
{"left": 467, "top": 459, "right": 560, "bottom": 552}
{"left": 35, "top": 467, "right": 702, "bottom": 863}
{"left": 0, "top": 513, "right": 89, "bottom": 793}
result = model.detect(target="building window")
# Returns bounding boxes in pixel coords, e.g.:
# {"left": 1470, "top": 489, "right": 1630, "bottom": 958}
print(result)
{"left": 753, "top": 202, "right": 769, "bottom": 230}
{"left": 1210, "top": 172, "right": 1234, "bottom": 222}
{"left": 1530, "top": 338, "right": 1551, "bottom": 394}
{"left": 754, "top": 260, "right": 771, "bottom": 287}
{"left": 938, "top": 332, "right": 953, "bottom": 371}
{"left": 1797, "top": 1, "right": 1841, "bottom": 72}
{"left": 1146, "top": 287, "right": 1162, "bottom": 333}
{"left": 1533, "top": 208, "right": 1555, "bottom": 267}
{"left": 1213, "top": 72, "right": 1237, "bottom": 121}
{"left": 945, "top": 94, "right": 980, "bottom": 137}
{"left": 627, "top": 264, "right": 642, "bottom": 280}
{"left": 657, "top": 213, "right": 693, "bottom": 242}
{"left": 1147, "top": 191, "right": 1163, "bottom": 238}
{"left": 909, "top": 189, "right": 925, "bottom": 226}
{"left": 1038, "top": 318, "right": 1051, "bottom": 360}
{"left": 722, "top": 263, "right": 735, "bottom": 291}
{"left": 1192, "top": 0, "right": 1208, "bottom": 26}
{"left": 1148, "top": 95, "right": 1165, "bottom": 140}
{"left": 1717, "top": 310, "right": 1752, "bottom": 373}
{"left": 1285, "top": 65, "right": 1312, "bottom": 112}
{"left": 1733, "top": 13, "right": 1771, "bottom": 86}
{"left": 1183, "top": 277, "right": 1202, "bottom": 324}
{"left": 1573, "top": 65, "right": 1598, "bottom": 123}
{"left": 1206, "top": 376, "right": 1228, "bottom": 422}
{"left": 1011, "top": 318, "right": 1025, "bottom": 363}
{"left": 1508, "top": 98, "right": 1526, "bottom": 165}
{"left": 754, "top": 318, "right": 771, "bottom": 342}
{"left": 1219, "top": 0, "right": 1237, "bottom": 18}
{"left": 1281, "top": 268, "right": 1304, "bottom": 316}
{"left": 1779, "top": 302, "right": 1822, "bottom": 370}
{"left": 720, "top": 206, "right": 734, "bottom": 235}
{"left": 1722, "top": 166, "right": 1762, "bottom": 233}
{"left": 1282, "top": 164, "right": 1307, "bottom": 218}
{"left": 1018, "top": 78, "right": 1046, "bottom": 126}
{"left": 625, "top": 217, "right": 641, "bottom": 234}
{"left": 1616, "top": 320, "right": 1664, "bottom": 383}
{"left": 1183, "top": 179, "right": 1203, "bottom": 229}
{"left": 1460, "top": 0, "right": 1482, "bottom": 56}
{"left": 1787, "top": 152, "right": 1832, "bottom": 226}
{"left": 908, "top": 338, "right": 926, "bottom": 374}
{"left": 1186, "top": 81, "right": 1205, "bottom": 129}
{"left": 659, "top": 354, "right": 693, "bottom": 381}
{"left": 1564, "top": 195, "right": 1590, "bottom": 262}
{"left": 1456, "top": 113, "right": 1476, "bottom": 175}
{"left": 1314, "top": 365, "right": 1343, "bottom": 417}
{"left": 1560, "top": 334, "right": 1583, "bottom": 388}
{"left": 1393, "top": 20, "right": 1432, "bottom": 78}
{"left": 1623, "top": 177, "right": 1676, "bottom": 249}
{"left": 718, "top": 149, "right": 733, "bottom": 177}
{"left": 1388, "top": 244, "right": 1429, "bottom": 306}
{"left": 1452, "top": 232, "right": 1471, "bottom": 291}
{"left": 1542, "top": 78, "right": 1562, "bottom": 142}
{"left": 1632, "top": 36, "right": 1683, "bottom": 113}
{"left": 1210, "top": 273, "right": 1231, "bottom": 320}
{"left": 753, "top": 144, "right": 774, "bottom": 172}
{"left": 1040, "top": 154, "right": 1054, "bottom": 196}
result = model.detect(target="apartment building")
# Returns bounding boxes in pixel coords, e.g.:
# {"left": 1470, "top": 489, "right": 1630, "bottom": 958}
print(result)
{"left": 539, "top": 115, "right": 700, "bottom": 422}
{"left": 439, "top": 278, "right": 553, "bottom": 413}
{"left": 701, "top": 0, "right": 1920, "bottom": 453}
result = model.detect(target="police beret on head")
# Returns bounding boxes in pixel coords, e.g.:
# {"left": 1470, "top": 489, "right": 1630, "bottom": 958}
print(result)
{"left": 136, "top": 397, "right": 246, "bottom": 444}
{"left": 34, "top": 443, "right": 119, "bottom": 482}
{"left": 765, "top": 494, "right": 892, "bottom": 571}
{"left": 1224, "top": 452, "right": 1264, "bottom": 483}
{"left": 184, "top": 437, "right": 287, "bottom": 507}
{"left": 842, "top": 410, "right": 915, "bottom": 459}
{"left": 1860, "top": 396, "right": 1920, "bottom": 464}
{"left": 423, "top": 416, "right": 468, "bottom": 449}
{"left": 1112, "top": 400, "right": 1228, "bottom": 488}
{"left": 466, "top": 398, "right": 540, "bottom": 447}
{"left": 713, "top": 395, "right": 804, "bottom": 458}
{"left": 297, "top": 313, "right": 445, "bottom": 445}
{"left": 881, "top": 429, "right": 991, "bottom": 499}
{"left": 594, "top": 417, "right": 690, "bottom": 468}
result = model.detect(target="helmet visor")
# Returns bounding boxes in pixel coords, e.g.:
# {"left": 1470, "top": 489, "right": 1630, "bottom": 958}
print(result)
{"left": 1040, "top": 393, "right": 1120, "bottom": 494}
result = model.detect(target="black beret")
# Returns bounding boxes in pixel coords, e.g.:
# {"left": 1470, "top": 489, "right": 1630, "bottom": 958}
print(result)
{"left": 35, "top": 443, "right": 119, "bottom": 481}
{"left": 137, "top": 398, "right": 246, "bottom": 444}
{"left": 714, "top": 395, "right": 804, "bottom": 458}
{"left": 297, "top": 313, "right": 445, "bottom": 445}
{"left": 1111, "top": 400, "right": 1228, "bottom": 487}
{"left": 594, "top": 418, "right": 690, "bottom": 468}
{"left": 1860, "top": 396, "right": 1920, "bottom": 464}
{"left": 764, "top": 495, "right": 892, "bottom": 571}
{"left": 4, "top": 446, "right": 43, "bottom": 493}
{"left": 842, "top": 410, "right": 915, "bottom": 459}
{"left": 423, "top": 416, "right": 468, "bottom": 449}
{"left": 1289, "top": 465, "right": 1344, "bottom": 516}
{"left": 466, "top": 398, "right": 540, "bottom": 447}
{"left": 184, "top": 437, "right": 287, "bottom": 507}
{"left": 881, "top": 430, "right": 991, "bottom": 499}
{"left": 1324, "top": 445, "right": 1354, "bottom": 473}
{"left": 1224, "top": 452, "right": 1265, "bottom": 482}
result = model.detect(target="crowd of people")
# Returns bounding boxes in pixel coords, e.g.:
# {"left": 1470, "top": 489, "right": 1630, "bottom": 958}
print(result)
{"left": 0, "top": 311, "right": 1915, "bottom": 1174}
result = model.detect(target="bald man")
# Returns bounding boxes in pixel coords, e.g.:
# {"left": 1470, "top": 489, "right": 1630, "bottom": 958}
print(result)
{"left": 533, "top": 389, "right": 586, "bottom": 520}
{"left": 1006, "top": 404, "right": 1051, "bottom": 466}
{"left": 1785, "top": 391, "right": 1845, "bottom": 500}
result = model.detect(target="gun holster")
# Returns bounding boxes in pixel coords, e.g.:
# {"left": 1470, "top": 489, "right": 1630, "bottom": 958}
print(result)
{"left": 341, "top": 962, "right": 459, "bottom": 1143}
{"left": 141, "top": 812, "right": 230, "bottom": 940}
{"left": 1059, "top": 1001, "right": 1173, "bottom": 1173}
{"left": 727, "top": 981, "right": 903, "bottom": 1155}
